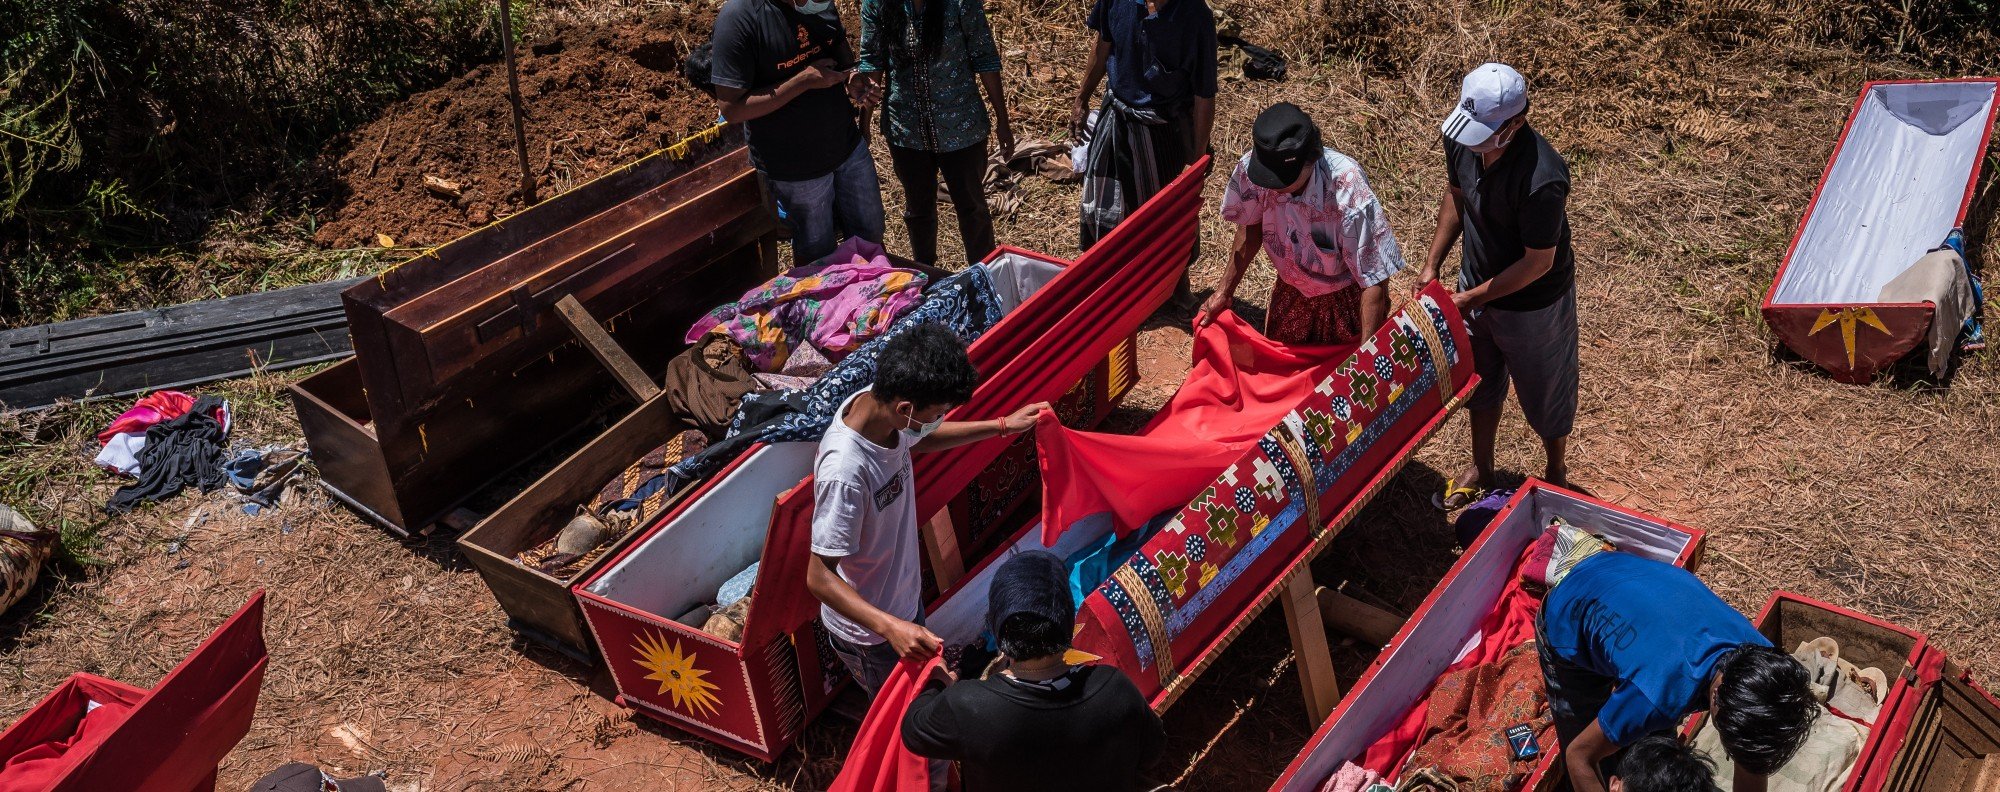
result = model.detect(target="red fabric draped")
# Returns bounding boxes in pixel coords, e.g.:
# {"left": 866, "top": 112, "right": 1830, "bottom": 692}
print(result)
{"left": 1360, "top": 554, "right": 1546, "bottom": 777}
{"left": 0, "top": 693, "right": 133, "bottom": 791}
{"left": 828, "top": 657, "right": 942, "bottom": 792}
{"left": 1035, "top": 310, "right": 1348, "bottom": 545}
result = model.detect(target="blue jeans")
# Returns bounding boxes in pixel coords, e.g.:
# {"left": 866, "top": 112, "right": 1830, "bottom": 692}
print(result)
{"left": 767, "top": 138, "right": 887, "bottom": 266}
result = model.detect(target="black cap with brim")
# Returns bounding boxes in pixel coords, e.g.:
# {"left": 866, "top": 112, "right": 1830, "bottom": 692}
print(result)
{"left": 1248, "top": 102, "right": 1321, "bottom": 189}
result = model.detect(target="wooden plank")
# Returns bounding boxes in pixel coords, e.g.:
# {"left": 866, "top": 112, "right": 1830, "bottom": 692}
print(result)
{"left": 553, "top": 296, "right": 659, "bottom": 403}
{"left": 920, "top": 508, "right": 968, "bottom": 595}
{"left": 1282, "top": 569, "right": 1341, "bottom": 725}
{"left": 1315, "top": 585, "right": 1406, "bottom": 647}
{"left": 0, "top": 277, "right": 362, "bottom": 409}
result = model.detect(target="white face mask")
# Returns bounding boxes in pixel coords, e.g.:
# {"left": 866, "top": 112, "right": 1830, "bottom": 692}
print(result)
{"left": 793, "top": 0, "right": 832, "bottom": 13}
{"left": 901, "top": 411, "right": 945, "bottom": 442}
{"left": 1469, "top": 121, "right": 1519, "bottom": 154}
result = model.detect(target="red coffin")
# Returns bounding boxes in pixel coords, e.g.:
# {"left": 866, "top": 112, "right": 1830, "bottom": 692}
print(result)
{"left": 0, "top": 592, "right": 269, "bottom": 792}
{"left": 907, "top": 283, "right": 1476, "bottom": 716}
{"left": 1682, "top": 592, "right": 2000, "bottom": 791}
{"left": 570, "top": 159, "right": 1209, "bottom": 761}
{"left": 1271, "top": 483, "right": 1707, "bottom": 792}
{"left": 1762, "top": 78, "right": 2000, "bottom": 383}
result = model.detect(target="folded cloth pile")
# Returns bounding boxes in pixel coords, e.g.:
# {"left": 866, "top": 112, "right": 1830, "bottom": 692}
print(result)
{"left": 1520, "top": 517, "right": 1612, "bottom": 589}
{"left": 669, "top": 263, "right": 1004, "bottom": 486}
{"left": 686, "top": 237, "right": 926, "bottom": 372}
{"left": 93, "top": 390, "right": 201, "bottom": 476}
{"left": 105, "top": 395, "right": 231, "bottom": 514}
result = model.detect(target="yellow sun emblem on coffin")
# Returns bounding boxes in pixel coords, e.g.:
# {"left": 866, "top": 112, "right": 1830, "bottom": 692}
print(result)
{"left": 634, "top": 631, "right": 722, "bottom": 717}
{"left": 1808, "top": 307, "right": 1891, "bottom": 370}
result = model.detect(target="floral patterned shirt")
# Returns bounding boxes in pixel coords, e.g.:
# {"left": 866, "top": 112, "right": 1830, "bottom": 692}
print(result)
{"left": 1221, "top": 149, "right": 1407, "bottom": 297}
{"left": 859, "top": 0, "right": 1003, "bottom": 153}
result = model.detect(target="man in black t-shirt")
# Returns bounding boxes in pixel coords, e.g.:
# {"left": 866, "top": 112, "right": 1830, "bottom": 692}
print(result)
{"left": 711, "top": 0, "right": 886, "bottom": 265}
{"left": 902, "top": 551, "right": 1165, "bottom": 792}
{"left": 1418, "top": 63, "right": 1580, "bottom": 507}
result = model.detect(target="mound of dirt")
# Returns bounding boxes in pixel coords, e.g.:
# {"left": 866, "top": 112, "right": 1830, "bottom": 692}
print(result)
{"left": 314, "top": 7, "right": 718, "bottom": 249}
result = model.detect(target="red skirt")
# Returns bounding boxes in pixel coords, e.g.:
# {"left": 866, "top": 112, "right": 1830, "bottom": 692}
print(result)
{"left": 1265, "top": 278, "right": 1363, "bottom": 346}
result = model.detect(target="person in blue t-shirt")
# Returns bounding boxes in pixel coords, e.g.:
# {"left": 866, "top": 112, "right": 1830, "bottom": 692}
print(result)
{"left": 1538, "top": 552, "right": 1816, "bottom": 792}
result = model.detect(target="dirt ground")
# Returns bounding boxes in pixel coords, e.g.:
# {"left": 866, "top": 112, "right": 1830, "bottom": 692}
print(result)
{"left": 311, "top": 6, "right": 720, "bottom": 249}
{"left": 4, "top": 0, "right": 2000, "bottom": 789}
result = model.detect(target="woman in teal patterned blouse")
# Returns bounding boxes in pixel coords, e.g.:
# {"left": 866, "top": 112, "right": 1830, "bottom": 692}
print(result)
{"left": 859, "top": 0, "right": 1013, "bottom": 266}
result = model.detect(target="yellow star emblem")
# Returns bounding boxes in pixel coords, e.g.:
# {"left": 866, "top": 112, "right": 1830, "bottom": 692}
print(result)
{"left": 634, "top": 631, "right": 722, "bottom": 717}
{"left": 1807, "top": 307, "right": 1891, "bottom": 370}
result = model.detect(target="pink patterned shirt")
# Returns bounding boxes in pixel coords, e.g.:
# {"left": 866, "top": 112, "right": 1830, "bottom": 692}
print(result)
{"left": 1220, "top": 149, "right": 1406, "bottom": 297}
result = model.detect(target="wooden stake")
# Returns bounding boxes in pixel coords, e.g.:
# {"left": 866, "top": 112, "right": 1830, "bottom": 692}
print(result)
{"left": 1281, "top": 567, "right": 1341, "bottom": 725}
{"left": 553, "top": 296, "right": 658, "bottom": 403}
{"left": 497, "top": 0, "right": 538, "bottom": 205}
{"left": 919, "top": 508, "right": 967, "bottom": 594}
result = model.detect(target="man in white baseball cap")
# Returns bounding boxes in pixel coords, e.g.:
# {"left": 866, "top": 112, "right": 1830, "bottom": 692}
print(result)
{"left": 1419, "top": 62, "right": 1580, "bottom": 510}
{"left": 1440, "top": 62, "right": 1529, "bottom": 150}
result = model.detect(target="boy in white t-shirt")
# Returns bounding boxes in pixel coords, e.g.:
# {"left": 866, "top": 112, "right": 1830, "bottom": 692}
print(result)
{"left": 807, "top": 322, "right": 1049, "bottom": 696}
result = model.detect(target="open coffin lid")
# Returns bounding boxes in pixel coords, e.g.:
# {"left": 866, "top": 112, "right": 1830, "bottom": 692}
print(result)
{"left": 295, "top": 125, "right": 778, "bottom": 534}
{"left": 568, "top": 158, "right": 1208, "bottom": 760}
{"left": 1270, "top": 483, "right": 1705, "bottom": 792}
{"left": 910, "top": 283, "right": 1476, "bottom": 710}
{"left": 0, "top": 592, "right": 269, "bottom": 792}
{"left": 1685, "top": 592, "right": 2000, "bottom": 791}
{"left": 1762, "top": 78, "right": 2000, "bottom": 383}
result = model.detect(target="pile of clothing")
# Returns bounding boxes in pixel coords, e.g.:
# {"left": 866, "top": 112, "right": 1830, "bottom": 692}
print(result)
{"left": 686, "top": 237, "right": 927, "bottom": 373}
{"left": 1694, "top": 636, "right": 1888, "bottom": 792}
{"left": 515, "top": 430, "right": 709, "bottom": 579}
{"left": 94, "top": 392, "right": 233, "bottom": 514}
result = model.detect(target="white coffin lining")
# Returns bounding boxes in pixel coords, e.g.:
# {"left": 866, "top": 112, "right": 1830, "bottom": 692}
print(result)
{"left": 1772, "top": 81, "right": 1996, "bottom": 305}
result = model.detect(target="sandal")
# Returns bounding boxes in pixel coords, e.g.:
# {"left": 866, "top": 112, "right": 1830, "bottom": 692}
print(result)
{"left": 1432, "top": 478, "right": 1485, "bottom": 511}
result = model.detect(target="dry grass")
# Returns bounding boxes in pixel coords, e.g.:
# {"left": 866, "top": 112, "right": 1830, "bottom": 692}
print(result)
{"left": 3, "top": 0, "right": 1999, "bottom": 788}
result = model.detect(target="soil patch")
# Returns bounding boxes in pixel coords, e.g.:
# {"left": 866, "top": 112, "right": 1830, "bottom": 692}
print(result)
{"left": 313, "top": 6, "right": 719, "bottom": 249}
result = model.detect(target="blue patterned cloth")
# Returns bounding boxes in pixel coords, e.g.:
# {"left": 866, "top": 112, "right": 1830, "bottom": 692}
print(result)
{"left": 667, "top": 264, "right": 1005, "bottom": 484}
{"left": 859, "top": 0, "right": 1003, "bottom": 153}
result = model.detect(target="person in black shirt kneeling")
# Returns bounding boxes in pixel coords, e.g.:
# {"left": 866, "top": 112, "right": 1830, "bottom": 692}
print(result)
{"left": 902, "top": 550, "right": 1166, "bottom": 792}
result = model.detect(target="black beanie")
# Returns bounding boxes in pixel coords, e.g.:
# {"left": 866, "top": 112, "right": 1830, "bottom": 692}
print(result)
{"left": 985, "top": 550, "right": 1075, "bottom": 640}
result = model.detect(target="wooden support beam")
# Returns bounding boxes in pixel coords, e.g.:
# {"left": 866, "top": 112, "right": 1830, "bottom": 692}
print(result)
{"left": 553, "top": 295, "right": 659, "bottom": 403}
{"left": 1281, "top": 568, "right": 1341, "bottom": 725}
{"left": 1317, "top": 585, "right": 1407, "bottom": 647}
{"left": 920, "top": 508, "right": 967, "bottom": 594}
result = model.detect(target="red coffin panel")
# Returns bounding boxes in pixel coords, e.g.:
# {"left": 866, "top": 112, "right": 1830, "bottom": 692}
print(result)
{"left": 0, "top": 592, "right": 268, "bottom": 792}
{"left": 1764, "top": 303, "right": 1933, "bottom": 384}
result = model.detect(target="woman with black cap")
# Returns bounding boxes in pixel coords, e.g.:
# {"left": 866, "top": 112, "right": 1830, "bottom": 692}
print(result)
{"left": 900, "top": 550, "right": 1165, "bottom": 791}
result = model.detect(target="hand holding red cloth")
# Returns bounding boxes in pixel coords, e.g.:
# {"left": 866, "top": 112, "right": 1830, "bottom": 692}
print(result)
{"left": 828, "top": 656, "right": 945, "bottom": 792}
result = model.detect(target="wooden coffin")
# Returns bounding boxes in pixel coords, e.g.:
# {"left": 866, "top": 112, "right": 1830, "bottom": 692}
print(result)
{"left": 1270, "top": 482, "right": 1707, "bottom": 792}
{"left": 1684, "top": 592, "right": 2000, "bottom": 791}
{"left": 570, "top": 161, "right": 1207, "bottom": 761}
{"left": 293, "top": 125, "right": 778, "bottom": 535}
{"left": 914, "top": 282, "right": 1476, "bottom": 717}
{"left": 1762, "top": 78, "right": 2000, "bottom": 383}
{"left": 0, "top": 593, "right": 267, "bottom": 792}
